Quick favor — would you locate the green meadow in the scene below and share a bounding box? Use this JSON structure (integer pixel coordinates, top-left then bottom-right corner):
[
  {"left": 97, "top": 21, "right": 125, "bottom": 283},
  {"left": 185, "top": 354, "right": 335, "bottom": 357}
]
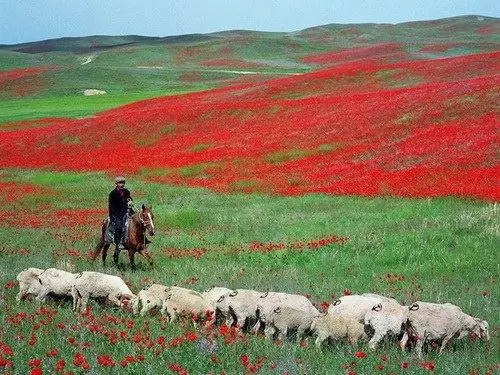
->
[{"left": 0, "top": 169, "right": 497, "bottom": 374}]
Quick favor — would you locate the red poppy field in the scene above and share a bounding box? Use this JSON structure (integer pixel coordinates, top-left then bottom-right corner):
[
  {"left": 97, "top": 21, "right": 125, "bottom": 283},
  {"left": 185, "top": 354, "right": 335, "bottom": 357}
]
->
[{"left": 0, "top": 15, "right": 498, "bottom": 375}]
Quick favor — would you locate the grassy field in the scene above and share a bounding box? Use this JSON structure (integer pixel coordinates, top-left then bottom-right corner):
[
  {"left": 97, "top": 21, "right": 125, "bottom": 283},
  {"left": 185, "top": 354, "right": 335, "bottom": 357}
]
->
[
  {"left": 0, "top": 15, "right": 498, "bottom": 374},
  {"left": 0, "top": 169, "right": 497, "bottom": 374}
]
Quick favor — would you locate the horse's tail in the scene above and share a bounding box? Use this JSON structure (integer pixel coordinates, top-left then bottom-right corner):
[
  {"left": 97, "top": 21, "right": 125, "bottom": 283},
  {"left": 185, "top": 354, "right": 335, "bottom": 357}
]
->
[{"left": 91, "top": 218, "right": 108, "bottom": 262}]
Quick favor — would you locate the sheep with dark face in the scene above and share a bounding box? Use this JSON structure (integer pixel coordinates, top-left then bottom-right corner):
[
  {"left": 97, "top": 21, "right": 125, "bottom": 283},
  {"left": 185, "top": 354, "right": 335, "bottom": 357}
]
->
[{"left": 400, "top": 301, "right": 490, "bottom": 358}]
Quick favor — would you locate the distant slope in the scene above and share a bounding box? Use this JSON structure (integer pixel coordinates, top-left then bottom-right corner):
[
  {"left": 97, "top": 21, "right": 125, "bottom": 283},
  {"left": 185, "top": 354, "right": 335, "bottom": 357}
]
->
[
  {"left": 0, "top": 15, "right": 498, "bottom": 101},
  {"left": 1, "top": 48, "right": 498, "bottom": 200}
]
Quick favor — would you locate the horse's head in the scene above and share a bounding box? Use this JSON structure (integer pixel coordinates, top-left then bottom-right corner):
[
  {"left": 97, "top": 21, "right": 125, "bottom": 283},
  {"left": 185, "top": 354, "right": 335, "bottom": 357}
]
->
[{"left": 139, "top": 204, "right": 156, "bottom": 237}]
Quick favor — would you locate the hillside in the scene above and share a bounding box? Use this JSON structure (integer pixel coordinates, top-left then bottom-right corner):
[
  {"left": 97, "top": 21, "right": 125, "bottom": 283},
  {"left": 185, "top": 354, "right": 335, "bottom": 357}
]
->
[{"left": 0, "top": 15, "right": 499, "bottom": 200}]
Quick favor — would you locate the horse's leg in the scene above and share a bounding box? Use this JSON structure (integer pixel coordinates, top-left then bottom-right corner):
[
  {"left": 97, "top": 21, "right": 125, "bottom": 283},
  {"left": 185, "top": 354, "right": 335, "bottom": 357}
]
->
[
  {"left": 138, "top": 249, "right": 154, "bottom": 269},
  {"left": 128, "top": 249, "right": 136, "bottom": 270},
  {"left": 102, "top": 244, "right": 110, "bottom": 266},
  {"left": 113, "top": 244, "right": 120, "bottom": 266}
]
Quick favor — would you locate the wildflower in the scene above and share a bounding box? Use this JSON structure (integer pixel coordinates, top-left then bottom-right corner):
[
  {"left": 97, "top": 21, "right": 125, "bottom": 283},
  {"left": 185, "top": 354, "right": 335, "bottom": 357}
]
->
[
  {"left": 30, "top": 368, "right": 43, "bottom": 375},
  {"left": 97, "top": 354, "right": 116, "bottom": 367},
  {"left": 354, "top": 351, "right": 367, "bottom": 358},
  {"left": 28, "top": 358, "right": 42, "bottom": 368},
  {"left": 343, "top": 289, "right": 352, "bottom": 296},
  {"left": 241, "top": 355, "right": 250, "bottom": 368},
  {"left": 46, "top": 349, "right": 59, "bottom": 357},
  {"left": 401, "top": 361, "right": 410, "bottom": 369},
  {"left": 420, "top": 361, "right": 436, "bottom": 371},
  {"left": 55, "top": 359, "right": 66, "bottom": 372},
  {"left": 185, "top": 331, "right": 198, "bottom": 342}
]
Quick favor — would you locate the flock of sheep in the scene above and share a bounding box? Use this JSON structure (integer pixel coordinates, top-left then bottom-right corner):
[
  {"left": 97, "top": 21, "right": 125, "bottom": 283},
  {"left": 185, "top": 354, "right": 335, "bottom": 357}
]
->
[{"left": 17, "top": 267, "right": 490, "bottom": 358}]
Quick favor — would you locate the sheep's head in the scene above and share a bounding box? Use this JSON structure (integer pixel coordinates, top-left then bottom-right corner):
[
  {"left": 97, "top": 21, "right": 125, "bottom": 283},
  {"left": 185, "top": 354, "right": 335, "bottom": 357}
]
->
[{"left": 474, "top": 319, "right": 490, "bottom": 341}]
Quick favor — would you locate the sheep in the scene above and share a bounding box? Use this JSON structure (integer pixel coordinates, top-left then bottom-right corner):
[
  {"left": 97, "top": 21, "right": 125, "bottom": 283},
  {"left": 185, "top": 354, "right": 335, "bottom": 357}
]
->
[
  {"left": 202, "top": 286, "right": 233, "bottom": 325},
  {"left": 71, "top": 271, "right": 135, "bottom": 313},
  {"left": 400, "top": 301, "right": 490, "bottom": 358},
  {"left": 364, "top": 302, "right": 409, "bottom": 350},
  {"left": 161, "top": 286, "right": 215, "bottom": 326},
  {"left": 36, "top": 268, "right": 77, "bottom": 302},
  {"left": 132, "top": 283, "right": 171, "bottom": 316},
  {"left": 215, "top": 288, "right": 263, "bottom": 330},
  {"left": 255, "top": 291, "right": 319, "bottom": 332},
  {"left": 328, "top": 293, "right": 400, "bottom": 323},
  {"left": 311, "top": 312, "right": 367, "bottom": 349},
  {"left": 202, "top": 286, "right": 233, "bottom": 308},
  {"left": 16, "top": 267, "right": 44, "bottom": 302},
  {"left": 261, "top": 305, "right": 320, "bottom": 342}
]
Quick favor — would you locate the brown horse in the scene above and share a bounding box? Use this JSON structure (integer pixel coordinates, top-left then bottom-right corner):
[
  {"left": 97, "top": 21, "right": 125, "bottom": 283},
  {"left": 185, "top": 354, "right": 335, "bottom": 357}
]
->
[{"left": 92, "top": 204, "right": 156, "bottom": 270}]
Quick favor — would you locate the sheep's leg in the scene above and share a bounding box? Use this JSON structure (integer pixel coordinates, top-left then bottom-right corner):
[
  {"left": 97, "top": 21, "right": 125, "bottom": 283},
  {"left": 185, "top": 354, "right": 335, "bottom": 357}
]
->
[
  {"left": 399, "top": 332, "right": 409, "bottom": 352},
  {"left": 438, "top": 334, "right": 454, "bottom": 354},
  {"left": 415, "top": 338, "right": 425, "bottom": 359},
  {"left": 264, "top": 326, "right": 276, "bottom": 340},
  {"left": 277, "top": 326, "right": 287, "bottom": 341},
  {"left": 315, "top": 334, "right": 327, "bottom": 349},
  {"left": 35, "top": 289, "right": 49, "bottom": 303},
  {"left": 368, "top": 330, "right": 385, "bottom": 350},
  {"left": 71, "top": 287, "right": 79, "bottom": 311},
  {"left": 80, "top": 293, "right": 90, "bottom": 313}
]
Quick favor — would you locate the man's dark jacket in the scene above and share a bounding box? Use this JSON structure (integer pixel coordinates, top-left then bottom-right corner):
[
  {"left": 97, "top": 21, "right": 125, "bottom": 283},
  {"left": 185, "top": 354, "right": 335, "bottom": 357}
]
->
[{"left": 109, "top": 187, "right": 132, "bottom": 220}]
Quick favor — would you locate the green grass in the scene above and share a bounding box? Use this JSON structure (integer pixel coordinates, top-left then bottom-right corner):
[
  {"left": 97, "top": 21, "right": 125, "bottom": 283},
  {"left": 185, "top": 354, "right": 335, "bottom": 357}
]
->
[
  {"left": 0, "top": 168, "right": 497, "bottom": 374},
  {"left": 0, "top": 91, "right": 188, "bottom": 124}
]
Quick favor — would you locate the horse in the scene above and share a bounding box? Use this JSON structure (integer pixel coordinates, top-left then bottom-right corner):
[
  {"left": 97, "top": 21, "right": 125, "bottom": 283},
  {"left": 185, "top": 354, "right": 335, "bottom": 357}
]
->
[{"left": 92, "top": 204, "right": 156, "bottom": 270}]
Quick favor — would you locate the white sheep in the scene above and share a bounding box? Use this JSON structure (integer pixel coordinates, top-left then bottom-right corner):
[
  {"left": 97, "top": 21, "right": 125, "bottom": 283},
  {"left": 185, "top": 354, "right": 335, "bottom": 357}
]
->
[
  {"left": 328, "top": 293, "right": 400, "bottom": 323},
  {"left": 214, "top": 288, "right": 263, "bottom": 330},
  {"left": 202, "top": 286, "right": 233, "bottom": 325},
  {"left": 400, "top": 301, "right": 490, "bottom": 358},
  {"left": 261, "top": 305, "right": 320, "bottom": 342},
  {"left": 36, "top": 268, "right": 77, "bottom": 302},
  {"left": 132, "top": 283, "right": 171, "bottom": 316},
  {"left": 161, "top": 286, "right": 215, "bottom": 326},
  {"left": 71, "top": 271, "right": 135, "bottom": 312},
  {"left": 364, "top": 302, "right": 409, "bottom": 350},
  {"left": 16, "top": 267, "right": 44, "bottom": 302},
  {"left": 256, "top": 291, "right": 319, "bottom": 332},
  {"left": 311, "top": 312, "right": 367, "bottom": 349}
]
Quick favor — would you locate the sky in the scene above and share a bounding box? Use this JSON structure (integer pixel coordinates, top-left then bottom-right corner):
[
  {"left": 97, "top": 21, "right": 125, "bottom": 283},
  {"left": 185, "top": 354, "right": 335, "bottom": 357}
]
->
[{"left": 1, "top": 0, "right": 498, "bottom": 45}]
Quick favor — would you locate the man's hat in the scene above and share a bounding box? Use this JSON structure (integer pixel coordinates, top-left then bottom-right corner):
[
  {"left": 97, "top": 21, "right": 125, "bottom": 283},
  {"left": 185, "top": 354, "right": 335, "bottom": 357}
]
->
[{"left": 115, "top": 176, "right": 126, "bottom": 183}]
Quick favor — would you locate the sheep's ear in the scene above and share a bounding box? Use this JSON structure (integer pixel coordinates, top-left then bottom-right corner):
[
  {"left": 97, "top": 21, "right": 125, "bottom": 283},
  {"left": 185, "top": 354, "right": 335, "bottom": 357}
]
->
[
  {"left": 229, "top": 290, "right": 238, "bottom": 297},
  {"left": 142, "top": 203, "right": 146, "bottom": 211},
  {"left": 38, "top": 278, "right": 42, "bottom": 284},
  {"left": 274, "top": 307, "right": 281, "bottom": 314},
  {"left": 409, "top": 303, "right": 419, "bottom": 311},
  {"left": 217, "top": 295, "right": 225, "bottom": 303},
  {"left": 372, "top": 303, "right": 382, "bottom": 311},
  {"left": 260, "top": 291, "right": 269, "bottom": 298},
  {"left": 333, "top": 299, "right": 341, "bottom": 306}
]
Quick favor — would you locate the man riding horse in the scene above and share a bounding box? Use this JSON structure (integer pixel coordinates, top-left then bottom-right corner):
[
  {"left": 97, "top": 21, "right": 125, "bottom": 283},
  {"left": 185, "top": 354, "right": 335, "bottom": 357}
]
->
[{"left": 106, "top": 176, "right": 150, "bottom": 250}]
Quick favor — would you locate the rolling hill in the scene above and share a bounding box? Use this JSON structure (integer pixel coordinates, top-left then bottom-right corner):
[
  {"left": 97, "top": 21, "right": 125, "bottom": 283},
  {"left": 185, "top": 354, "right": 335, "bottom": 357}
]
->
[{"left": 0, "top": 15, "right": 498, "bottom": 200}]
